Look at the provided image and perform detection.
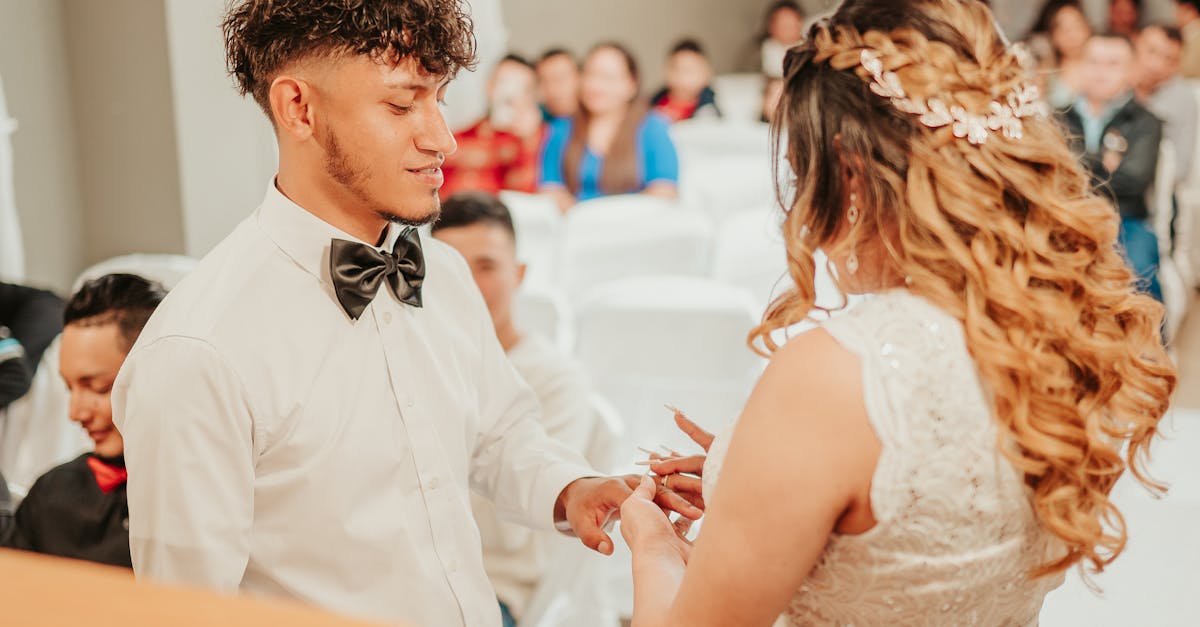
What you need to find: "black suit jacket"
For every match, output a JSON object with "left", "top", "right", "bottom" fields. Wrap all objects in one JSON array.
[{"left": 1058, "top": 98, "right": 1164, "bottom": 220}]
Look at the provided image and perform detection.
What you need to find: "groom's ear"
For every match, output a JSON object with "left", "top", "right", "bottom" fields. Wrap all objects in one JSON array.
[{"left": 270, "top": 74, "right": 318, "bottom": 141}]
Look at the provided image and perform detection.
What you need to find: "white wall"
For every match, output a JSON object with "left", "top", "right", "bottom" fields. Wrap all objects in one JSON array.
[
  {"left": 0, "top": 0, "right": 85, "bottom": 293},
  {"left": 164, "top": 0, "right": 277, "bottom": 258}
]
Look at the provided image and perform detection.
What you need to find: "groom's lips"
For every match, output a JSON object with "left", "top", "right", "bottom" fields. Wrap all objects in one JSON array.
[{"left": 408, "top": 163, "right": 444, "bottom": 188}]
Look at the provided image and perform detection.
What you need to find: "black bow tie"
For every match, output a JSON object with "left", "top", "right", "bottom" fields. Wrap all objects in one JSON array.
[{"left": 330, "top": 228, "right": 425, "bottom": 320}]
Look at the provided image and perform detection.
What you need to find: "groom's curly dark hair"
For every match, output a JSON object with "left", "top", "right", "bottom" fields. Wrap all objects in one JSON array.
[{"left": 222, "top": 0, "right": 477, "bottom": 118}]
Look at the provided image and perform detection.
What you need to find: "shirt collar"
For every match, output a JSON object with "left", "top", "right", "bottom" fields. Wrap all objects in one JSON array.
[{"left": 256, "top": 178, "right": 402, "bottom": 286}]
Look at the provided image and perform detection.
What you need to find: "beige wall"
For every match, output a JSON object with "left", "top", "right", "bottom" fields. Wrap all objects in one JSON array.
[
  {"left": 503, "top": 0, "right": 781, "bottom": 90},
  {"left": 62, "top": 0, "right": 185, "bottom": 269},
  {"left": 0, "top": 0, "right": 85, "bottom": 293}
]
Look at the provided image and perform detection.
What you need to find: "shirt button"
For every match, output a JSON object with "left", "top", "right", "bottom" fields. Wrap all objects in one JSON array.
[
  {"left": 405, "top": 395, "right": 415, "bottom": 408},
  {"left": 426, "top": 477, "right": 439, "bottom": 490},
  {"left": 382, "top": 312, "right": 393, "bottom": 324}
]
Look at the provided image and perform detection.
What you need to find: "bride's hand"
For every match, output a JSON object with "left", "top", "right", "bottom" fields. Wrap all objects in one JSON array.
[
  {"left": 645, "top": 410, "right": 716, "bottom": 508},
  {"left": 620, "top": 474, "right": 693, "bottom": 563}
]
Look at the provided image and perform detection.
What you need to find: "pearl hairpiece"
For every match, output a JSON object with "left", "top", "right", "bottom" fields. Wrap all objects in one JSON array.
[{"left": 858, "top": 49, "right": 1047, "bottom": 146}]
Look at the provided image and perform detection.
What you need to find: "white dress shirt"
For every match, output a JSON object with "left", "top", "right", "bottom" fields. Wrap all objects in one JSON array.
[
  {"left": 111, "top": 181, "right": 594, "bottom": 626},
  {"left": 471, "top": 333, "right": 595, "bottom": 618}
]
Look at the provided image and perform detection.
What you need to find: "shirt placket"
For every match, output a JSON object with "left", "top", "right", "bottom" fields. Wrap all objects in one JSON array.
[{"left": 372, "top": 299, "right": 484, "bottom": 627}]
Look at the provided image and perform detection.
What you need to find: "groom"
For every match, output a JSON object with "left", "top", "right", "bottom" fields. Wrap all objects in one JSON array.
[{"left": 111, "top": 1, "right": 699, "bottom": 625}]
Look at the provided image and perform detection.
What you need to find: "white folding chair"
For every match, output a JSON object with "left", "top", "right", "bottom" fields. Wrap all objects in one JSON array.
[
  {"left": 513, "top": 285, "right": 573, "bottom": 354},
  {"left": 500, "top": 191, "right": 563, "bottom": 288},
  {"left": 670, "top": 119, "right": 771, "bottom": 161},
  {"left": 74, "top": 254, "right": 199, "bottom": 291},
  {"left": 572, "top": 275, "right": 764, "bottom": 465},
  {"left": 711, "top": 207, "right": 789, "bottom": 313},
  {"left": 557, "top": 196, "right": 714, "bottom": 299},
  {"left": 712, "top": 73, "right": 767, "bottom": 124},
  {"left": 1148, "top": 140, "right": 1190, "bottom": 341},
  {"left": 679, "top": 153, "right": 776, "bottom": 222}
]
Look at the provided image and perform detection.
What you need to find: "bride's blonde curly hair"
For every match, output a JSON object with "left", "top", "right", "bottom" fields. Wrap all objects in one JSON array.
[{"left": 751, "top": 0, "right": 1175, "bottom": 577}]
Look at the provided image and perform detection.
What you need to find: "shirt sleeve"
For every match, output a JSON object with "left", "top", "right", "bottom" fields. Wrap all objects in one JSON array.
[
  {"left": 530, "top": 357, "right": 594, "bottom": 457},
  {"left": 538, "top": 118, "right": 571, "bottom": 188},
  {"left": 457, "top": 271, "right": 593, "bottom": 532},
  {"left": 641, "top": 113, "right": 680, "bottom": 187},
  {"left": 111, "top": 336, "right": 256, "bottom": 592}
]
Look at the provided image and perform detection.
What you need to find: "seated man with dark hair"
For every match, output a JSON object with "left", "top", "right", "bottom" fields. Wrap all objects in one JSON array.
[
  {"left": 0, "top": 274, "right": 166, "bottom": 567},
  {"left": 432, "top": 192, "right": 595, "bottom": 627},
  {"left": 651, "top": 39, "right": 722, "bottom": 123},
  {"left": 1059, "top": 32, "right": 1164, "bottom": 301}
]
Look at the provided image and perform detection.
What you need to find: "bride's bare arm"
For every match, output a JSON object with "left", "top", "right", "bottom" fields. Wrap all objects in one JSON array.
[{"left": 620, "top": 328, "right": 882, "bottom": 627}]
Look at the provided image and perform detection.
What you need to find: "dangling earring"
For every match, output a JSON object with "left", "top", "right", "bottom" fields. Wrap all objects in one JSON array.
[{"left": 846, "top": 193, "right": 860, "bottom": 275}]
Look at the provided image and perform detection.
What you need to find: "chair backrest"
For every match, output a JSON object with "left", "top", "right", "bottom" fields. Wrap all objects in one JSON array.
[
  {"left": 679, "top": 152, "right": 776, "bottom": 221},
  {"left": 557, "top": 196, "right": 714, "bottom": 299},
  {"left": 712, "top": 73, "right": 766, "bottom": 124},
  {"left": 670, "top": 119, "right": 771, "bottom": 161},
  {"left": 74, "top": 254, "right": 199, "bottom": 292},
  {"left": 499, "top": 190, "right": 563, "bottom": 288},
  {"left": 1149, "top": 139, "right": 1177, "bottom": 258},
  {"left": 513, "top": 286, "right": 573, "bottom": 354},
  {"left": 711, "top": 208, "right": 789, "bottom": 312},
  {"left": 573, "top": 276, "right": 763, "bottom": 465},
  {"left": 583, "top": 394, "right": 625, "bottom": 474}
]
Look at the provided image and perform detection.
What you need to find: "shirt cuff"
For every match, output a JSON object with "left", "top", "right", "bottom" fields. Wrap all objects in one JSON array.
[{"left": 531, "top": 461, "right": 595, "bottom": 534}]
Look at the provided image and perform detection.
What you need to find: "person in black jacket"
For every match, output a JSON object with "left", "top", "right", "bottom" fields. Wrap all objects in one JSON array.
[
  {"left": 0, "top": 274, "right": 165, "bottom": 567},
  {"left": 1058, "top": 32, "right": 1164, "bottom": 301},
  {"left": 0, "top": 283, "right": 65, "bottom": 410}
]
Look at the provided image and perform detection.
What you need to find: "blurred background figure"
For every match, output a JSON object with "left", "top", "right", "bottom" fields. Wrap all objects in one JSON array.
[
  {"left": 1177, "top": 0, "right": 1200, "bottom": 77},
  {"left": 431, "top": 192, "right": 594, "bottom": 627},
  {"left": 1060, "top": 32, "right": 1164, "bottom": 301},
  {"left": 1032, "top": 0, "right": 1094, "bottom": 109},
  {"left": 759, "top": 1, "right": 805, "bottom": 78},
  {"left": 1, "top": 274, "right": 165, "bottom": 568},
  {"left": 536, "top": 48, "right": 581, "bottom": 121},
  {"left": 539, "top": 43, "right": 679, "bottom": 211},
  {"left": 441, "top": 54, "right": 546, "bottom": 200},
  {"left": 1134, "top": 23, "right": 1198, "bottom": 178},
  {"left": 651, "top": 39, "right": 723, "bottom": 123},
  {"left": 0, "top": 283, "right": 63, "bottom": 413},
  {"left": 1110, "top": 0, "right": 1143, "bottom": 36}
]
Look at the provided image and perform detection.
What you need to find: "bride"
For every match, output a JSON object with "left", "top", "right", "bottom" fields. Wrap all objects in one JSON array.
[{"left": 617, "top": 0, "right": 1175, "bottom": 625}]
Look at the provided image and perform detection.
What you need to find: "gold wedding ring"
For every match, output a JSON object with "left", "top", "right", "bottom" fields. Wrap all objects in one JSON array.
[{"left": 662, "top": 474, "right": 671, "bottom": 490}]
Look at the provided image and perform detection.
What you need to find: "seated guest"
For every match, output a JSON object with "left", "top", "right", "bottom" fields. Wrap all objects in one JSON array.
[
  {"left": 1060, "top": 33, "right": 1164, "bottom": 301},
  {"left": 540, "top": 43, "right": 679, "bottom": 211},
  {"left": 0, "top": 274, "right": 166, "bottom": 567},
  {"left": 1177, "top": 0, "right": 1200, "bottom": 77},
  {"left": 760, "top": 1, "right": 805, "bottom": 78},
  {"left": 0, "top": 283, "right": 65, "bottom": 411},
  {"left": 536, "top": 48, "right": 580, "bottom": 121},
  {"left": 441, "top": 54, "right": 545, "bottom": 200},
  {"left": 650, "top": 39, "right": 722, "bottom": 123},
  {"left": 1135, "top": 24, "right": 1198, "bottom": 179},
  {"left": 1110, "top": 0, "right": 1142, "bottom": 37},
  {"left": 1032, "top": 0, "right": 1093, "bottom": 108},
  {"left": 431, "top": 193, "right": 594, "bottom": 627}
]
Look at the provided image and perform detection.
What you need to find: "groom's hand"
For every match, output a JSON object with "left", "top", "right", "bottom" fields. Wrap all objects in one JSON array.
[{"left": 555, "top": 475, "right": 703, "bottom": 555}]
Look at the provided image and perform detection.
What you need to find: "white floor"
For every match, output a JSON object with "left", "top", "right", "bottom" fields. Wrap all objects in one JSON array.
[{"left": 1039, "top": 408, "right": 1200, "bottom": 626}]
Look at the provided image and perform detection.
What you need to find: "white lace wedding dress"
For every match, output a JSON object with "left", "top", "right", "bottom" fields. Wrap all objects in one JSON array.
[{"left": 702, "top": 290, "right": 1066, "bottom": 626}]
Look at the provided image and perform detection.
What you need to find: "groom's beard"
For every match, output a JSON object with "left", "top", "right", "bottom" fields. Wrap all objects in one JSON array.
[{"left": 324, "top": 125, "right": 441, "bottom": 229}]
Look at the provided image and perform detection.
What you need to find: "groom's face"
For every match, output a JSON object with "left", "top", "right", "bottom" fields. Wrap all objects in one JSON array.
[{"left": 307, "top": 55, "right": 457, "bottom": 226}]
